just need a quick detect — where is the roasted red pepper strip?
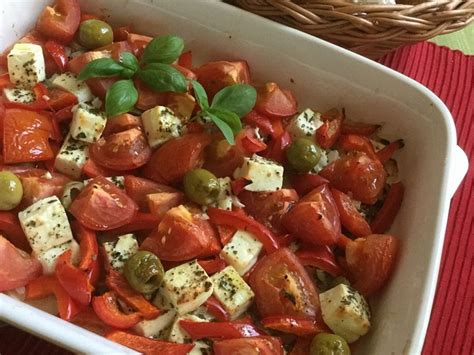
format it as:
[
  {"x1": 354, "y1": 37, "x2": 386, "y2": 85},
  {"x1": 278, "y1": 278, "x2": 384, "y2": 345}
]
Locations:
[
  {"x1": 0, "y1": 212, "x2": 31, "y2": 252},
  {"x1": 55, "y1": 250, "x2": 93, "y2": 306},
  {"x1": 204, "y1": 296, "x2": 230, "y2": 321},
  {"x1": 370, "y1": 182, "x2": 405, "y2": 233},
  {"x1": 376, "y1": 139, "x2": 405, "y2": 164},
  {"x1": 261, "y1": 315, "x2": 328, "y2": 336},
  {"x1": 230, "y1": 178, "x2": 248, "y2": 196},
  {"x1": 179, "y1": 320, "x2": 263, "y2": 340},
  {"x1": 106, "y1": 269, "x2": 161, "y2": 320},
  {"x1": 92, "y1": 291, "x2": 141, "y2": 329},
  {"x1": 238, "y1": 134, "x2": 267, "y2": 154},
  {"x1": 106, "y1": 330, "x2": 194, "y2": 355},
  {"x1": 54, "y1": 104, "x2": 75, "y2": 122},
  {"x1": 72, "y1": 221, "x2": 100, "y2": 285},
  {"x1": 198, "y1": 257, "x2": 227, "y2": 275},
  {"x1": 26, "y1": 275, "x2": 80, "y2": 321},
  {"x1": 295, "y1": 246, "x2": 342, "y2": 277},
  {"x1": 243, "y1": 110, "x2": 275, "y2": 136},
  {"x1": 291, "y1": 173, "x2": 329, "y2": 197},
  {"x1": 338, "y1": 134, "x2": 378, "y2": 160},
  {"x1": 207, "y1": 207, "x2": 280, "y2": 253},
  {"x1": 44, "y1": 40, "x2": 68, "y2": 72},
  {"x1": 262, "y1": 131, "x2": 291, "y2": 164},
  {"x1": 341, "y1": 120, "x2": 380, "y2": 136},
  {"x1": 316, "y1": 108, "x2": 343, "y2": 149},
  {"x1": 3, "y1": 83, "x2": 51, "y2": 111}
]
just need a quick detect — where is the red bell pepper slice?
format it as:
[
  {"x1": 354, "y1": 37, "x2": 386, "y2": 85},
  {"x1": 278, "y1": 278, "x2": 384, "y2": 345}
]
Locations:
[
  {"x1": 44, "y1": 40, "x2": 68, "y2": 72},
  {"x1": 204, "y1": 296, "x2": 230, "y2": 321},
  {"x1": 198, "y1": 257, "x2": 227, "y2": 275},
  {"x1": 106, "y1": 330, "x2": 194, "y2": 355},
  {"x1": 376, "y1": 139, "x2": 405, "y2": 164},
  {"x1": 237, "y1": 129, "x2": 268, "y2": 154},
  {"x1": 0, "y1": 212, "x2": 31, "y2": 252},
  {"x1": 370, "y1": 182, "x2": 404, "y2": 233},
  {"x1": 92, "y1": 291, "x2": 141, "y2": 329},
  {"x1": 47, "y1": 88, "x2": 78, "y2": 111},
  {"x1": 338, "y1": 134, "x2": 378, "y2": 160},
  {"x1": 291, "y1": 173, "x2": 329, "y2": 197},
  {"x1": 342, "y1": 120, "x2": 380, "y2": 136},
  {"x1": 262, "y1": 131, "x2": 291, "y2": 164},
  {"x1": 316, "y1": 108, "x2": 343, "y2": 149},
  {"x1": 72, "y1": 307, "x2": 110, "y2": 336},
  {"x1": 178, "y1": 50, "x2": 193, "y2": 70},
  {"x1": 106, "y1": 269, "x2": 161, "y2": 320},
  {"x1": 243, "y1": 110, "x2": 275, "y2": 136},
  {"x1": 295, "y1": 246, "x2": 342, "y2": 277},
  {"x1": 261, "y1": 316, "x2": 328, "y2": 336},
  {"x1": 3, "y1": 83, "x2": 51, "y2": 111},
  {"x1": 217, "y1": 225, "x2": 237, "y2": 245},
  {"x1": 54, "y1": 104, "x2": 75, "y2": 122},
  {"x1": 55, "y1": 250, "x2": 93, "y2": 306},
  {"x1": 179, "y1": 320, "x2": 263, "y2": 340},
  {"x1": 207, "y1": 207, "x2": 280, "y2": 254},
  {"x1": 72, "y1": 221, "x2": 100, "y2": 285},
  {"x1": 26, "y1": 275, "x2": 80, "y2": 321}
]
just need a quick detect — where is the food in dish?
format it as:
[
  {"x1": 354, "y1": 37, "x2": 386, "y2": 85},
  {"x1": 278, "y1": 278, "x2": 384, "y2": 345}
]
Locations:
[{"x1": 0, "y1": 0, "x2": 405, "y2": 353}]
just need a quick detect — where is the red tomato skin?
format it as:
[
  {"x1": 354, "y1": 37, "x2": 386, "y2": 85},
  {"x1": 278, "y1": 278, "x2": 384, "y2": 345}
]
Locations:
[
  {"x1": 203, "y1": 141, "x2": 245, "y2": 178},
  {"x1": 239, "y1": 189, "x2": 299, "y2": 234},
  {"x1": 124, "y1": 175, "x2": 178, "y2": 212},
  {"x1": 134, "y1": 78, "x2": 168, "y2": 111},
  {"x1": 282, "y1": 184, "x2": 341, "y2": 246},
  {"x1": 147, "y1": 192, "x2": 184, "y2": 219},
  {"x1": 36, "y1": 0, "x2": 81, "y2": 44},
  {"x1": 0, "y1": 236, "x2": 42, "y2": 291},
  {"x1": 331, "y1": 188, "x2": 372, "y2": 238},
  {"x1": 255, "y1": 82, "x2": 298, "y2": 118},
  {"x1": 141, "y1": 205, "x2": 220, "y2": 261},
  {"x1": 127, "y1": 33, "x2": 152, "y2": 57},
  {"x1": 214, "y1": 337, "x2": 284, "y2": 355},
  {"x1": 320, "y1": 151, "x2": 387, "y2": 205},
  {"x1": 249, "y1": 248, "x2": 322, "y2": 319},
  {"x1": 103, "y1": 113, "x2": 142, "y2": 137},
  {"x1": 143, "y1": 133, "x2": 212, "y2": 184},
  {"x1": 346, "y1": 234, "x2": 399, "y2": 296}
]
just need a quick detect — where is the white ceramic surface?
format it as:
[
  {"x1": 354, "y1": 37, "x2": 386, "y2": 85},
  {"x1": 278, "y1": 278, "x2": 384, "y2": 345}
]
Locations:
[{"x1": 0, "y1": 1, "x2": 468, "y2": 354}]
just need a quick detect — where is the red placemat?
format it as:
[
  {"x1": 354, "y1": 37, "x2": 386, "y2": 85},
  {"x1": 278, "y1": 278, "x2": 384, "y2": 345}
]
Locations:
[{"x1": 0, "y1": 41, "x2": 472, "y2": 355}]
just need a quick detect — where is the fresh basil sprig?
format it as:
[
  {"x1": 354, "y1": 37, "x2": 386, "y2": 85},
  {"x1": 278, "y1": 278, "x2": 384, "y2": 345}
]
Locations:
[
  {"x1": 191, "y1": 81, "x2": 256, "y2": 144},
  {"x1": 78, "y1": 35, "x2": 187, "y2": 117}
]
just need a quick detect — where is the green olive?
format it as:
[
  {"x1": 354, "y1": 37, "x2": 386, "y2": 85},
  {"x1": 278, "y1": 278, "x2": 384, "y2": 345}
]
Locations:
[
  {"x1": 78, "y1": 20, "x2": 113, "y2": 49},
  {"x1": 0, "y1": 171, "x2": 23, "y2": 211},
  {"x1": 310, "y1": 333, "x2": 351, "y2": 355},
  {"x1": 286, "y1": 138, "x2": 321, "y2": 172},
  {"x1": 124, "y1": 251, "x2": 165, "y2": 294},
  {"x1": 183, "y1": 168, "x2": 220, "y2": 205}
]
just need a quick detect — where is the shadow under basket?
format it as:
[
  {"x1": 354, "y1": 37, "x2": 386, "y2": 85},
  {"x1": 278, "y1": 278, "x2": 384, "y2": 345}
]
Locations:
[{"x1": 231, "y1": 0, "x2": 474, "y2": 59}]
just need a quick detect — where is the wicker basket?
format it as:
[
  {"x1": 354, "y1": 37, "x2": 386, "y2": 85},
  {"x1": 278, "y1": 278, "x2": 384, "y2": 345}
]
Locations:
[{"x1": 231, "y1": 0, "x2": 474, "y2": 58}]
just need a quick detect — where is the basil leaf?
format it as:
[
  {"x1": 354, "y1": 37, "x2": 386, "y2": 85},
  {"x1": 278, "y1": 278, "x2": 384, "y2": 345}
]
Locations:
[
  {"x1": 78, "y1": 58, "x2": 125, "y2": 81},
  {"x1": 137, "y1": 63, "x2": 187, "y2": 93},
  {"x1": 119, "y1": 52, "x2": 139, "y2": 72},
  {"x1": 205, "y1": 111, "x2": 235, "y2": 145},
  {"x1": 207, "y1": 108, "x2": 242, "y2": 133},
  {"x1": 105, "y1": 79, "x2": 138, "y2": 117},
  {"x1": 191, "y1": 80, "x2": 209, "y2": 110},
  {"x1": 141, "y1": 35, "x2": 184, "y2": 65},
  {"x1": 211, "y1": 84, "x2": 257, "y2": 118}
]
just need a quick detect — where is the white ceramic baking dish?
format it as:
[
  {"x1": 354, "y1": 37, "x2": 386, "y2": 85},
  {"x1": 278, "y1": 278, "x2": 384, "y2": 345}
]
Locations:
[{"x1": 0, "y1": 0, "x2": 468, "y2": 354}]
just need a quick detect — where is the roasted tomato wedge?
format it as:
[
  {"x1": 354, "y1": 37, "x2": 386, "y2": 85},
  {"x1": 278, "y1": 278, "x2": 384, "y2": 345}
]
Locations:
[
  {"x1": 249, "y1": 248, "x2": 322, "y2": 319},
  {"x1": 36, "y1": 0, "x2": 81, "y2": 44},
  {"x1": 124, "y1": 175, "x2": 178, "y2": 211},
  {"x1": 214, "y1": 337, "x2": 284, "y2": 355},
  {"x1": 331, "y1": 187, "x2": 371, "y2": 238},
  {"x1": 69, "y1": 176, "x2": 138, "y2": 231},
  {"x1": 103, "y1": 113, "x2": 142, "y2": 137},
  {"x1": 320, "y1": 151, "x2": 386, "y2": 205},
  {"x1": 255, "y1": 82, "x2": 298, "y2": 118},
  {"x1": 346, "y1": 234, "x2": 399, "y2": 296},
  {"x1": 203, "y1": 139, "x2": 245, "y2": 178},
  {"x1": 20, "y1": 172, "x2": 70, "y2": 206},
  {"x1": 282, "y1": 184, "x2": 341, "y2": 246},
  {"x1": 141, "y1": 205, "x2": 220, "y2": 261},
  {"x1": 90, "y1": 128, "x2": 151, "y2": 171}
]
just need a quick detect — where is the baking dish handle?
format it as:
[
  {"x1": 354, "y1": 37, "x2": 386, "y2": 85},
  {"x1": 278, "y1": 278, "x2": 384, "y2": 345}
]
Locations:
[{"x1": 447, "y1": 145, "x2": 469, "y2": 198}]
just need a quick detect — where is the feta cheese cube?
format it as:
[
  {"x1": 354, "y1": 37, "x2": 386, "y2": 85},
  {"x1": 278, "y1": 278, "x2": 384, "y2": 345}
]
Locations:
[
  {"x1": 133, "y1": 309, "x2": 177, "y2": 339},
  {"x1": 70, "y1": 103, "x2": 107, "y2": 143},
  {"x1": 214, "y1": 177, "x2": 233, "y2": 211},
  {"x1": 313, "y1": 149, "x2": 328, "y2": 173},
  {"x1": 234, "y1": 154, "x2": 283, "y2": 192},
  {"x1": 161, "y1": 260, "x2": 213, "y2": 315},
  {"x1": 54, "y1": 134, "x2": 89, "y2": 179},
  {"x1": 3, "y1": 88, "x2": 35, "y2": 104},
  {"x1": 141, "y1": 106, "x2": 183, "y2": 148},
  {"x1": 51, "y1": 72, "x2": 93, "y2": 103},
  {"x1": 84, "y1": 176, "x2": 125, "y2": 189},
  {"x1": 168, "y1": 314, "x2": 207, "y2": 343},
  {"x1": 287, "y1": 109, "x2": 323, "y2": 139},
  {"x1": 220, "y1": 230, "x2": 263, "y2": 276},
  {"x1": 103, "y1": 234, "x2": 138, "y2": 272},
  {"x1": 211, "y1": 266, "x2": 254, "y2": 320},
  {"x1": 319, "y1": 284, "x2": 371, "y2": 343},
  {"x1": 19, "y1": 196, "x2": 74, "y2": 256},
  {"x1": 60, "y1": 181, "x2": 85, "y2": 209},
  {"x1": 36, "y1": 239, "x2": 80, "y2": 275},
  {"x1": 7, "y1": 43, "x2": 45, "y2": 88}
]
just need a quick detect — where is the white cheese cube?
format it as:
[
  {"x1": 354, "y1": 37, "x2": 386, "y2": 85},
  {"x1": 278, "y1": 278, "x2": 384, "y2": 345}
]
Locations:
[
  {"x1": 133, "y1": 309, "x2": 176, "y2": 339},
  {"x1": 220, "y1": 230, "x2": 263, "y2": 276},
  {"x1": 84, "y1": 176, "x2": 125, "y2": 189},
  {"x1": 287, "y1": 108, "x2": 323, "y2": 139},
  {"x1": 7, "y1": 43, "x2": 45, "y2": 88},
  {"x1": 313, "y1": 149, "x2": 328, "y2": 173},
  {"x1": 60, "y1": 181, "x2": 85, "y2": 209},
  {"x1": 214, "y1": 177, "x2": 233, "y2": 211},
  {"x1": 19, "y1": 196, "x2": 74, "y2": 256},
  {"x1": 51, "y1": 72, "x2": 93, "y2": 103},
  {"x1": 103, "y1": 234, "x2": 138, "y2": 272},
  {"x1": 211, "y1": 266, "x2": 254, "y2": 320},
  {"x1": 168, "y1": 314, "x2": 207, "y2": 343},
  {"x1": 141, "y1": 106, "x2": 183, "y2": 148},
  {"x1": 319, "y1": 284, "x2": 371, "y2": 343},
  {"x1": 54, "y1": 134, "x2": 89, "y2": 179},
  {"x1": 70, "y1": 103, "x2": 107, "y2": 143},
  {"x1": 3, "y1": 88, "x2": 35, "y2": 104},
  {"x1": 234, "y1": 154, "x2": 283, "y2": 192},
  {"x1": 161, "y1": 260, "x2": 213, "y2": 315},
  {"x1": 36, "y1": 239, "x2": 80, "y2": 275}
]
